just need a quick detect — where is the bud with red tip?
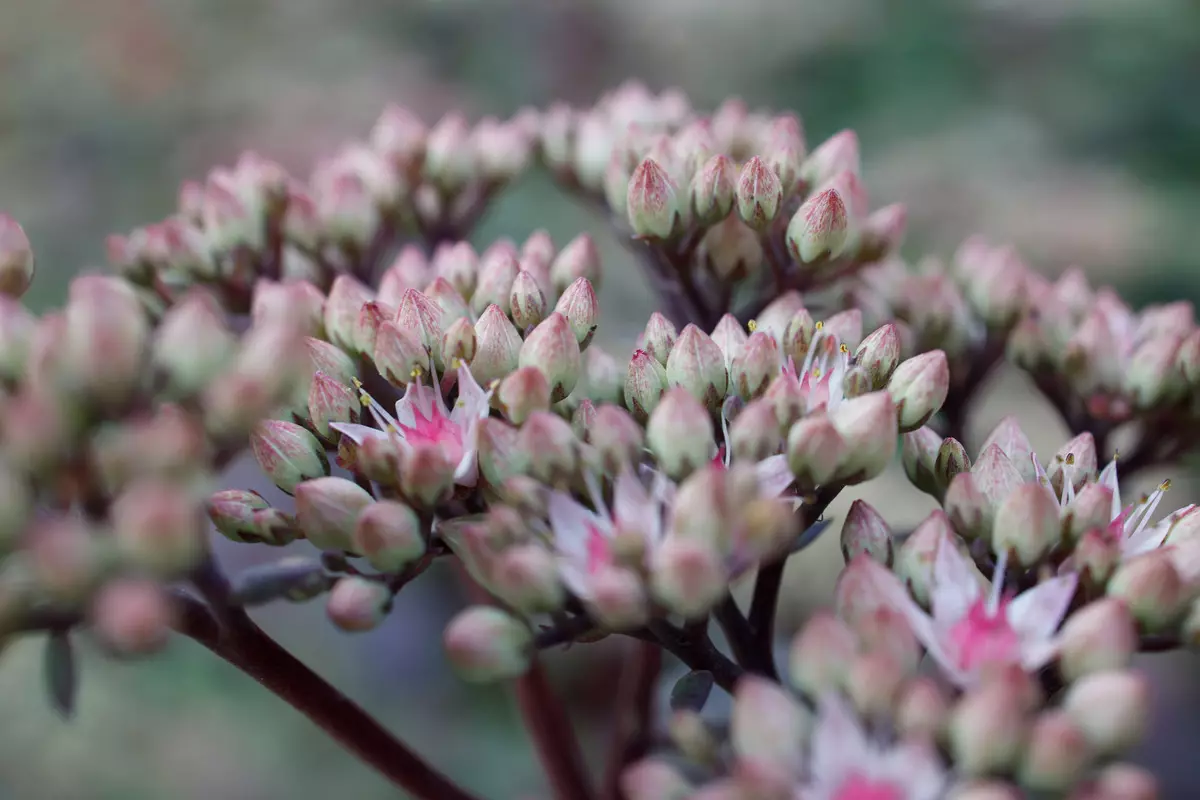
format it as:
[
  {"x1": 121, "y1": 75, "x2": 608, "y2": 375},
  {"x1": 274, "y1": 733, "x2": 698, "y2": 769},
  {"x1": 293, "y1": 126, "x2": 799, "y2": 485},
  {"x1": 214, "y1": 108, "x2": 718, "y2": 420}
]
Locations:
[
  {"x1": 1107, "y1": 550, "x2": 1186, "y2": 632},
  {"x1": 887, "y1": 350, "x2": 949, "y2": 433},
  {"x1": 690, "y1": 154, "x2": 736, "y2": 224},
  {"x1": 665, "y1": 324, "x2": 728, "y2": 411},
  {"x1": 1017, "y1": 711, "x2": 1091, "y2": 792},
  {"x1": 444, "y1": 606, "x2": 533, "y2": 682},
  {"x1": 112, "y1": 480, "x2": 207, "y2": 576},
  {"x1": 991, "y1": 482, "x2": 1060, "y2": 567},
  {"x1": 803, "y1": 130, "x2": 860, "y2": 186},
  {"x1": 627, "y1": 158, "x2": 681, "y2": 239},
  {"x1": 841, "y1": 500, "x2": 893, "y2": 566},
  {"x1": 942, "y1": 471, "x2": 987, "y2": 545},
  {"x1": 498, "y1": 366, "x2": 551, "y2": 425},
  {"x1": 395, "y1": 288, "x2": 445, "y2": 367},
  {"x1": 736, "y1": 156, "x2": 783, "y2": 230},
  {"x1": 519, "y1": 313, "x2": 581, "y2": 402},
  {"x1": 730, "y1": 331, "x2": 782, "y2": 401},
  {"x1": 251, "y1": 419, "x2": 330, "y2": 494},
  {"x1": 787, "y1": 188, "x2": 849, "y2": 263},
  {"x1": 518, "y1": 411, "x2": 578, "y2": 485},
  {"x1": 294, "y1": 477, "x2": 374, "y2": 552},
  {"x1": 400, "y1": 443, "x2": 457, "y2": 509},
  {"x1": 423, "y1": 278, "x2": 470, "y2": 326},
  {"x1": 554, "y1": 277, "x2": 599, "y2": 349},
  {"x1": 352, "y1": 500, "x2": 425, "y2": 573},
  {"x1": 308, "y1": 370, "x2": 359, "y2": 438},
  {"x1": 647, "y1": 388, "x2": 715, "y2": 480},
  {"x1": 207, "y1": 489, "x2": 271, "y2": 543},
  {"x1": 152, "y1": 292, "x2": 237, "y2": 398},
  {"x1": 324, "y1": 275, "x2": 373, "y2": 354},
  {"x1": 472, "y1": 248, "x2": 520, "y2": 318},
  {"x1": 626, "y1": 348, "x2": 668, "y2": 421},
  {"x1": 855, "y1": 324, "x2": 901, "y2": 389},
  {"x1": 371, "y1": 321, "x2": 426, "y2": 388},
  {"x1": 472, "y1": 304, "x2": 522, "y2": 387},
  {"x1": 935, "y1": 438, "x2": 971, "y2": 494}
]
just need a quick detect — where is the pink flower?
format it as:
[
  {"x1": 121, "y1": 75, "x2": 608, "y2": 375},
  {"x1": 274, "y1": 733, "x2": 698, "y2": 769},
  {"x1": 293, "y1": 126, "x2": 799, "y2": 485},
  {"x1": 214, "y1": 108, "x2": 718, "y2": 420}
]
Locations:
[
  {"x1": 711, "y1": 396, "x2": 796, "y2": 502},
  {"x1": 782, "y1": 327, "x2": 849, "y2": 415},
  {"x1": 798, "y1": 693, "x2": 945, "y2": 800},
  {"x1": 1096, "y1": 457, "x2": 1193, "y2": 556},
  {"x1": 331, "y1": 364, "x2": 492, "y2": 486},
  {"x1": 863, "y1": 534, "x2": 1077, "y2": 687},
  {"x1": 548, "y1": 470, "x2": 670, "y2": 599}
]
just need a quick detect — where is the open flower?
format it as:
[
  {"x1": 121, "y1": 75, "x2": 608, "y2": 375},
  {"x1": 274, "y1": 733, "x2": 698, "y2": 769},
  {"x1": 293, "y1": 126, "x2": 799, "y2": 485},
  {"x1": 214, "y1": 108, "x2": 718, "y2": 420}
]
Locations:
[
  {"x1": 1096, "y1": 457, "x2": 1195, "y2": 556},
  {"x1": 331, "y1": 364, "x2": 492, "y2": 486},
  {"x1": 799, "y1": 693, "x2": 946, "y2": 800},
  {"x1": 865, "y1": 534, "x2": 1077, "y2": 687},
  {"x1": 786, "y1": 326, "x2": 850, "y2": 415},
  {"x1": 548, "y1": 470, "x2": 669, "y2": 599}
]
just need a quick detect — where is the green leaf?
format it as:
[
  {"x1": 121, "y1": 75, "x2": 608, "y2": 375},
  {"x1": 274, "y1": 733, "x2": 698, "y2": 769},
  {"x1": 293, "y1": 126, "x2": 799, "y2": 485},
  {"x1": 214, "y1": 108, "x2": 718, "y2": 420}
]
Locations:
[
  {"x1": 44, "y1": 631, "x2": 77, "y2": 720},
  {"x1": 670, "y1": 670, "x2": 714, "y2": 713}
]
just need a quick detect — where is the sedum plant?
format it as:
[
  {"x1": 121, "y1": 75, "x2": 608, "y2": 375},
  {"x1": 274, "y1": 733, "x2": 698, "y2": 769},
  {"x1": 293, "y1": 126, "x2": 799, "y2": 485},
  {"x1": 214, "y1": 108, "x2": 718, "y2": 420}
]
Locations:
[{"x1": 1, "y1": 82, "x2": 1198, "y2": 799}]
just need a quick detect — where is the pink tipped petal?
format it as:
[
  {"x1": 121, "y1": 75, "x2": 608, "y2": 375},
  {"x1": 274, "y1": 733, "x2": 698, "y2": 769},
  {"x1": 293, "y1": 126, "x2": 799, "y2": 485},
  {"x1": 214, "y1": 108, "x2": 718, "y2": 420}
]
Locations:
[
  {"x1": 754, "y1": 454, "x2": 794, "y2": 499},
  {"x1": 930, "y1": 534, "x2": 982, "y2": 624},
  {"x1": 548, "y1": 491, "x2": 604, "y2": 564},
  {"x1": 329, "y1": 422, "x2": 390, "y2": 446},
  {"x1": 1007, "y1": 573, "x2": 1079, "y2": 643}
]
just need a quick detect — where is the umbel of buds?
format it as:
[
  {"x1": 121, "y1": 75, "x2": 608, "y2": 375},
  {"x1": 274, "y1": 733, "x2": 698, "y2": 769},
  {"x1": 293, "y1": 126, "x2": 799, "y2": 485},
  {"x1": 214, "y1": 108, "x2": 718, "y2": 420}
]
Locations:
[{"x1": 3, "y1": 84, "x2": 1197, "y2": 800}]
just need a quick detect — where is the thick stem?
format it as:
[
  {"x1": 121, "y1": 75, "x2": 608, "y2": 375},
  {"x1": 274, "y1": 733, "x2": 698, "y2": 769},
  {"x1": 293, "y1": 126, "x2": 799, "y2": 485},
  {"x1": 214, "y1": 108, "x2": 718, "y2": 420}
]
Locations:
[
  {"x1": 515, "y1": 659, "x2": 597, "y2": 800},
  {"x1": 712, "y1": 596, "x2": 756, "y2": 670},
  {"x1": 602, "y1": 641, "x2": 663, "y2": 800},
  {"x1": 645, "y1": 621, "x2": 743, "y2": 693}
]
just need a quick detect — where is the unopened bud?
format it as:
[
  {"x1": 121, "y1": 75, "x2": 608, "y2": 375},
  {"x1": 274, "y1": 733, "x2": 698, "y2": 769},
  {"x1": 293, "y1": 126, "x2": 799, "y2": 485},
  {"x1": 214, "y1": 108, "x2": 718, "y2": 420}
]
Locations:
[
  {"x1": 553, "y1": 277, "x2": 599, "y2": 349},
  {"x1": 251, "y1": 419, "x2": 329, "y2": 494},
  {"x1": 690, "y1": 154, "x2": 737, "y2": 224},
  {"x1": 625, "y1": 348, "x2": 668, "y2": 421},
  {"x1": 519, "y1": 313, "x2": 581, "y2": 402},
  {"x1": 895, "y1": 512, "x2": 964, "y2": 608},
  {"x1": 327, "y1": 577, "x2": 390, "y2": 632},
  {"x1": 978, "y1": 416, "x2": 1037, "y2": 483},
  {"x1": 151, "y1": 293, "x2": 237, "y2": 399},
  {"x1": 294, "y1": 477, "x2": 373, "y2": 552},
  {"x1": 498, "y1": 366, "x2": 551, "y2": 425},
  {"x1": 508, "y1": 270, "x2": 547, "y2": 330},
  {"x1": 1063, "y1": 482, "x2": 1114, "y2": 542},
  {"x1": 787, "y1": 188, "x2": 849, "y2": 263},
  {"x1": 896, "y1": 677, "x2": 950, "y2": 741},
  {"x1": 492, "y1": 543, "x2": 566, "y2": 615},
  {"x1": 935, "y1": 437, "x2": 971, "y2": 494},
  {"x1": 841, "y1": 366, "x2": 872, "y2": 400},
  {"x1": 444, "y1": 606, "x2": 532, "y2": 682},
  {"x1": 551, "y1": 233, "x2": 602, "y2": 295},
  {"x1": 519, "y1": 411, "x2": 578, "y2": 485},
  {"x1": 473, "y1": 249, "x2": 520, "y2": 317},
  {"x1": 586, "y1": 565, "x2": 648, "y2": 629},
  {"x1": 700, "y1": 216, "x2": 764, "y2": 283},
  {"x1": 423, "y1": 112, "x2": 475, "y2": 189},
  {"x1": 253, "y1": 279, "x2": 325, "y2": 338},
  {"x1": 854, "y1": 324, "x2": 901, "y2": 389},
  {"x1": 862, "y1": 203, "x2": 908, "y2": 259},
  {"x1": 728, "y1": 400, "x2": 780, "y2": 463},
  {"x1": 1107, "y1": 550, "x2": 1185, "y2": 632},
  {"x1": 846, "y1": 651, "x2": 906, "y2": 720},
  {"x1": 423, "y1": 277, "x2": 471, "y2": 326},
  {"x1": 91, "y1": 579, "x2": 176, "y2": 656},
  {"x1": 437, "y1": 318, "x2": 476, "y2": 368},
  {"x1": 650, "y1": 536, "x2": 726, "y2": 618},
  {"x1": 641, "y1": 312, "x2": 677, "y2": 366},
  {"x1": 781, "y1": 308, "x2": 817, "y2": 366},
  {"x1": 1063, "y1": 669, "x2": 1149, "y2": 756},
  {"x1": 1075, "y1": 529, "x2": 1121, "y2": 588},
  {"x1": 1125, "y1": 334, "x2": 1185, "y2": 409},
  {"x1": 841, "y1": 499, "x2": 893, "y2": 566},
  {"x1": 665, "y1": 324, "x2": 728, "y2": 411},
  {"x1": 0, "y1": 214, "x2": 34, "y2": 298},
  {"x1": 731, "y1": 676, "x2": 808, "y2": 780},
  {"x1": 970, "y1": 445, "x2": 1025, "y2": 534},
  {"x1": 991, "y1": 482, "x2": 1061, "y2": 567},
  {"x1": 803, "y1": 130, "x2": 860, "y2": 185},
  {"x1": 1018, "y1": 711, "x2": 1091, "y2": 792},
  {"x1": 306, "y1": 337, "x2": 358, "y2": 387},
  {"x1": 353, "y1": 500, "x2": 425, "y2": 573},
  {"x1": 323, "y1": 275, "x2": 374, "y2": 354},
  {"x1": 647, "y1": 388, "x2": 715, "y2": 480},
  {"x1": 395, "y1": 288, "x2": 445, "y2": 368},
  {"x1": 888, "y1": 350, "x2": 949, "y2": 433},
  {"x1": 579, "y1": 346, "x2": 624, "y2": 406},
  {"x1": 207, "y1": 489, "x2": 271, "y2": 543},
  {"x1": 902, "y1": 426, "x2": 945, "y2": 499},
  {"x1": 736, "y1": 156, "x2": 783, "y2": 230},
  {"x1": 786, "y1": 413, "x2": 846, "y2": 489},
  {"x1": 112, "y1": 480, "x2": 206, "y2": 576},
  {"x1": 730, "y1": 332, "x2": 781, "y2": 401},
  {"x1": 60, "y1": 275, "x2": 149, "y2": 407},
  {"x1": 0, "y1": 296, "x2": 34, "y2": 383},
  {"x1": 711, "y1": 314, "x2": 749, "y2": 370},
  {"x1": 787, "y1": 611, "x2": 857, "y2": 696},
  {"x1": 627, "y1": 158, "x2": 681, "y2": 239},
  {"x1": 1093, "y1": 764, "x2": 1158, "y2": 800},
  {"x1": 949, "y1": 682, "x2": 1029, "y2": 777},
  {"x1": 829, "y1": 391, "x2": 898, "y2": 484},
  {"x1": 590, "y1": 404, "x2": 645, "y2": 473},
  {"x1": 1059, "y1": 597, "x2": 1137, "y2": 684},
  {"x1": 400, "y1": 443, "x2": 456, "y2": 508},
  {"x1": 308, "y1": 370, "x2": 359, "y2": 438},
  {"x1": 372, "y1": 322, "x2": 426, "y2": 388},
  {"x1": 472, "y1": 304, "x2": 522, "y2": 387}
]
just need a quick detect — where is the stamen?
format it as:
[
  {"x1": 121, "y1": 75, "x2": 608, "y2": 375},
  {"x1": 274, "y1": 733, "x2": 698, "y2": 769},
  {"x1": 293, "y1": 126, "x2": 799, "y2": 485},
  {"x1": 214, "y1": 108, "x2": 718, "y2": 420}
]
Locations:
[
  {"x1": 815, "y1": 320, "x2": 824, "y2": 330},
  {"x1": 988, "y1": 550, "x2": 1009, "y2": 616},
  {"x1": 1128, "y1": 480, "x2": 1171, "y2": 538},
  {"x1": 354, "y1": 383, "x2": 399, "y2": 431},
  {"x1": 719, "y1": 402, "x2": 733, "y2": 468},
  {"x1": 584, "y1": 471, "x2": 611, "y2": 521},
  {"x1": 1061, "y1": 453, "x2": 1077, "y2": 505},
  {"x1": 747, "y1": 319, "x2": 758, "y2": 333}
]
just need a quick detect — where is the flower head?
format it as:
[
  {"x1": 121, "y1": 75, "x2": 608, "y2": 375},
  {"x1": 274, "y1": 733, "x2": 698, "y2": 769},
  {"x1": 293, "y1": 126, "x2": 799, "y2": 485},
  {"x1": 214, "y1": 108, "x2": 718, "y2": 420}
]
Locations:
[
  {"x1": 331, "y1": 363, "x2": 492, "y2": 487},
  {"x1": 799, "y1": 693, "x2": 945, "y2": 800},
  {"x1": 1095, "y1": 456, "x2": 1193, "y2": 556},
  {"x1": 782, "y1": 324, "x2": 850, "y2": 415}
]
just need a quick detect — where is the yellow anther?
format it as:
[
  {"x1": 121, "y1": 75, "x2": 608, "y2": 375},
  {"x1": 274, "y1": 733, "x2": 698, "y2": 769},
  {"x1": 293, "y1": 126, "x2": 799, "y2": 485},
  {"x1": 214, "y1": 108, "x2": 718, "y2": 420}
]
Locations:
[
  {"x1": 839, "y1": 344, "x2": 849, "y2": 354},
  {"x1": 410, "y1": 366, "x2": 424, "y2": 378},
  {"x1": 812, "y1": 368, "x2": 822, "y2": 379},
  {"x1": 451, "y1": 357, "x2": 462, "y2": 369},
  {"x1": 386, "y1": 423, "x2": 398, "y2": 434},
  {"x1": 351, "y1": 377, "x2": 364, "y2": 389},
  {"x1": 1065, "y1": 453, "x2": 1075, "y2": 466},
  {"x1": 1113, "y1": 449, "x2": 1121, "y2": 461},
  {"x1": 815, "y1": 320, "x2": 824, "y2": 330},
  {"x1": 1160, "y1": 479, "x2": 1172, "y2": 492},
  {"x1": 747, "y1": 319, "x2": 758, "y2": 332},
  {"x1": 358, "y1": 393, "x2": 372, "y2": 406}
]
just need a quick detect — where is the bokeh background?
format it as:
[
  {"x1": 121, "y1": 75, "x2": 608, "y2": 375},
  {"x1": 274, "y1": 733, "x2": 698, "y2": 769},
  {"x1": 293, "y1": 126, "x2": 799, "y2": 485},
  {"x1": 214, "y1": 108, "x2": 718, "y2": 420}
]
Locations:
[{"x1": 2, "y1": 0, "x2": 1200, "y2": 797}]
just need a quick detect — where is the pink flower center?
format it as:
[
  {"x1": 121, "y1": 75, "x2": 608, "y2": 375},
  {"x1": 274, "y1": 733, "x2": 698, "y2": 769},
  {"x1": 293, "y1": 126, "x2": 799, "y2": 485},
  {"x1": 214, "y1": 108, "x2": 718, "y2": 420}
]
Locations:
[
  {"x1": 833, "y1": 774, "x2": 903, "y2": 800},
  {"x1": 585, "y1": 523, "x2": 612, "y2": 575},
  {"x1": 396, "y1": 385, "x2": 465, "y2": 466},
  {"x1": 800, "y1": 368, "x2": 832, "y2": 411},
  {"x1": 712, "y1": 445, "x2": 727, "y2": 470},
  {"x1": 948, "y1": 597, "x2": 1020, "y2": 671}
]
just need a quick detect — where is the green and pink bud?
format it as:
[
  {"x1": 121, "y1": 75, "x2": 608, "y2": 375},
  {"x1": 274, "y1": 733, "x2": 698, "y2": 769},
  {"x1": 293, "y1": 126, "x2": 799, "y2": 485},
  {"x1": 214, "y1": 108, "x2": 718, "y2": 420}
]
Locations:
[
  {"x1": 786, "y1": 413, "x2": 846, "y2": 489},
  {"x1": 519, "y1": 313, "x2": 582, "y2": 402},
  {"x1": 307, "y1": 370, "x2": 359, "y2": 438},
  {"x1": 690, "y1": 154, "x2": 736, "y2": 225},
  {"x1": 1058, "y1": 598, "x2": 1137, "y2": 682},
  {"x1": 550, "y1": 233, "x2": 602, "y2": 295},
  {"x1": 665, "y1": 324, "x2": 728, "y2": 411},
  {"x1": 641, "y1": 312, "x2": 678, "y2": 366},
  {"x1": 649, "y1": 535, "x2": 726, "y2": 619},
  {"x1": 736, "y1": 156, "x2": 783, "y2": 230},
  {"x1": 627, "y1": 158, "x2": 681, "y2": 240},
  {"x1": 509, "y1": 270, "x2": 547, "y2": 330},
  {"x1": 250, "y1": 419, "x2": 330, "y2": 494},
  {"x1": 324, "y1": 275, "x2": 375, "y2": 354},
  {"x1": 786, "y1": 188, "x2": 849, "y2": 264},
  {"x1": 590, "y1": 404, "x2": 645, "y2": 473},
  {"x1": 0, "y1": 214, "x2": 35, "y2": 299},
  {"x1": 111, "y1": 480, "x2": 207, "y2": 576},
  {"x1": 730, "y1": 331, "x2": 782, "y2": 401},
  {"x1": 553, "y1": 277, "x2": 599, "y2": 349},
  {"x1": 829, "y1": 391, "x2": 898, "y2": 484},
  {"x1": 327, "y1": 577, "x2": 391, "y2": 633},
  {"x1": 854, "y1": 323, "x2": 901, "y2": 389},
  {"x1": 887, "y1": 350, "x2": 950, "y2": 433},
  {"x1": 444, "y1": 606, "x2": 533, "y2": 682},
  {"x1": 472, "y1": 304, "x2": 523, "y2": 387},
  {"x1": 647, "y1": 388, "x2": 715, "y2": 480},
  {"x1": 625, "y1": 348, "x2": 668, "y2": 421},
  {"x1": 841, "y1": 499, "x2": 893, "y2": 566},
  {"x1": 294, "y1": 476, "x2": 374, "y2": 552},
  {"x1": 472, "y1": 248, "x2": 521, "y2": 317},
  {"x1": 1063, "y1": 669, "x2": 1149, "y2": 756},
  {"x1": 441, "y1": 317, "x2": 477, "y2": 367}
]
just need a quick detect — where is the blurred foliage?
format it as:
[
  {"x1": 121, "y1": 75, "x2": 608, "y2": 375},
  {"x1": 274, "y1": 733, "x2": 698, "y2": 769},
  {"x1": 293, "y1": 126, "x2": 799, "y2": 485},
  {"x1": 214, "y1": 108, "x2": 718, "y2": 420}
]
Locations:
[{"x1": 1, "y1": 0, "x2": 1199, "y2": 797}]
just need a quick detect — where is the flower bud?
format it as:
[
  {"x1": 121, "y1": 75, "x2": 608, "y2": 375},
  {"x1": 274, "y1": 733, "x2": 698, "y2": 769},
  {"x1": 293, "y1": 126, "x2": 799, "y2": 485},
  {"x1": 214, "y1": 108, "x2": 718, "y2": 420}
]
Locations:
[
  {"x1": 786, "y1": 611, "x2": 857, "y2": 696},
  {"x1": 846, "y1": 651, "x2": 906, "y2": 720},
  {"x1": 440, "y1": 317, "x2": 477, "y2": 368},
  {"x1": 472, "y1": 304, "x2": 523, "y2": 387},
  {"x1": 91, "y1": 579, "x2": 175, "y2": 656},
  {"x1": 641, "y1": 312, "x2": 678, "y2": 366},
  {"x1": 949, "y1": 683, "x2": 1029, "y2": 777},
  {"x1": 1093, "y1": 764, "x2": 1158, "y2": 800},
  {"x1": 803, "y1": 129, "x2": 860, "y2": 185},
  {"x1": 112, "y1": 480, "x2": 206, "y2": 576},
  {"x1": 590, "y1": 404, "x2": 645, "y2": 473},
  {"x1": 59, "y1": 275, "x2": 149, "y2": 407},
  {"x1": 253, "y1": 279, "x2": 325, "y2": 338},
  {"x1": 206, "y1": 489, "x2": 272, "y2": 543},
  {"x1": 323, "y1": 275, "x2": 373, "y2": 354},
  {"x1": 250, "y1": 419, "x2": 329, "y2": 495},
  {"x1": 647, "y1": 388, "x2": 716, "y2": 480},
  {"x1": 553, "y1": 277, "x2": 599, "y2": 349},
  {"x1": 854, "y1": 324, "x2": 901, "y2": 389},
  {"x1": 934, "y1": 437, "x2": 971, "y2": 494},
  {"x1": 508, "y1": 270, "x2": 547, "y2": 330},
  {"x1": 1058, "y1": 597, "x2": 1137, "y2": 684},
  {"x1": 730, "y1": 332, "x2": 781, "y2": 401},
  {"x1": 627, "y1": 158, "x2": 681, "y2": 239},
  {"x1": 580, "y1": 346, "x2": 624, "y2": 406},
  {"x1": 428, "y1": 242, "x2": 476, "y2": 301},
  {"x1": 520, "y1": 230, "x2": 555, "y2": 272},
  {"x1": 1125, "y1": 334, "x2": 1185, "y2": 409},
  {"x1": 519, "y1": 313, "x2": 581, "y2": 403},
  {"x1": 841, "y1": 500, "x2": 893, "y2": 566},
  {"x1": 621, "y1": 759, "x2": 693, "y2": 800},
  {"x1": 498, "y1": 366, "x2": 551, "y2": 425},
  {"x1": 757, "y1": 291, "x2": 807, "y2": 345},
  {"x1": 978, "y1": 416, "x2": 1037, "y2": 482},
  {"x1": 372, "y1": 321, "x2": 428, "y2": 388},
  {"x1": 423, "y1": 112, "x2": 475, "y2": 189},
  {"x1": 1063, "y1": 482, "x2": 1113, "y2": 542},
  {"x1": 353, "y1": 500, "x2": 425, "y2": 573},
  {"x1": 308, "y1": 370, "x2": 359, "y2": 438},
  {"x1": 1074, "y1": 529, "x2": 1120, "y2": 589},
  {"x1": 625, "y1": 348, "x2": 668, "y2": 421},
  {"x1": 970, "y1": 445, "x2": 1025, "y2": 534},
  {"x1": 991, "y1": 482, "x2": 1061, "y2": 567},
  {"x1": 395, "y1": 288, "x2": 445, "y2": 368},
  {"x1": 305, "y1": 337, "x2": 358, "y2": 389},
  {"x1": 519, "y1": 411, "x2": 578, "y2": 486},
  {"x1": 829, "y1": 391, "x2": 898, "y2": 483},
  {"x1": 896, "y1": 511, "x2": 964, "y2": 608},
  {"x1": 1063, "y1": 669, "x2": 1149, "y2": 755},
  {"x1": 327, "y1": 577, "x2": 391, "y2": 632},
  {"x1": 736, "y1": 156, "x2": 783, "y2": 229},
  {"x1": 473, "y1": 249, "x2": 520, "y2": 318},
  {"x1": 586, "y1": 565, "x2": 648, "y2": 630},
  {"x1": 0, "y1": 214, "x2": 35, "y2": 298},
  {"x1": 895, "y1": 677, "x2": 950, "y2": 741},
  {"x1": 786, "y1": 188, "x2": 849, "y2": 263},
  {"x1": 861, "y1": 203, "x2": 908, "y2": 259},
  {"x1": 902, "y1": 427, "x2": 943, "y2": 499},
  {"x1": 852, "y1": 606, "x2": 921, "y2": 676},
  {"x1": 151, "y1": 293, "x2": 236, "y2": 398},
  {"x1": 665, "y1": 324, "x2": 728, "y2": 411},
  {"x1": 294, "y1": 477, "x2": 373, "y2": 552},
  {"x1": 492, "y1": 544, "x2": 566, "y2": 615},
  {"x1": 731, "y1": 676, "x2": 809, "y2": 780},
  {"x1": 551, "y1": 233, "x2": 602, "y2": 295},
  {"x1": 690, "y1": 154, "x2": 736, "y2": 224},
  {"x1": 1107, "y1": 550, "x2": 1185, "y2": 632},
  {"x1": 400, "y1": 443, "x2": 456, "y2": 508},
  {"x1": 650, "y1": 536, "x2": 726, "y2": 618},
  {"x1": 1018, "y1": 711, "x2": 1091, "y2": 792},
  {"x1": 423, "y1": 277, "x2": 471, "y2": 326},
  {"x1": 786, "y1": 413, "x2": 846, "y2": 489},
  {"x1": 729, "y1": 399, "x2": 781, "y2": 463},
  {"x1": 444, "y1": 606, "x2": 533, "y2": 682},
  {"x1": 887, "y1": 350, "x2": 949, "y2": 433}
]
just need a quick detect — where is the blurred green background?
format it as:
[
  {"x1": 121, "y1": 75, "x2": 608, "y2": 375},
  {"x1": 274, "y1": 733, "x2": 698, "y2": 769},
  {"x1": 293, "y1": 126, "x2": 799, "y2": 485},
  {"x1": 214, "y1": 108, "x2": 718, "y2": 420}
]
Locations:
[{"x1": 2, "y1": 0, "x2": 1199, "y2": 797}]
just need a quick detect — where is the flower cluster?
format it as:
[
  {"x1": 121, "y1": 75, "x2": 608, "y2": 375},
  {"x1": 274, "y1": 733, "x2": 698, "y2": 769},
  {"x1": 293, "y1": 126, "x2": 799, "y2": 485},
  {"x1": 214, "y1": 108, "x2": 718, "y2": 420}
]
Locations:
[{"x1": 0, "y1": 82, "x2": 1194, "y2": 799}]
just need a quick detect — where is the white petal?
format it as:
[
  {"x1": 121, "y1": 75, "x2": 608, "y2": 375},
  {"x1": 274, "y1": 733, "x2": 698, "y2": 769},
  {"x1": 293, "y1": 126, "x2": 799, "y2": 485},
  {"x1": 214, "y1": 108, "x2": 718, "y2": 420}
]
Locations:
[
  {"x1": 450, "y1": 364, "x2": 492, "y2": 427},
  {"x1": 613, "y1": 469, "x2": 656, "y2": 541},
  {"x1": 1030, "y1": 451, "x2": 1058, "y2": 505},
  {"x1": 1019, "y1": 636, "x2": 1063, "y2": 673},
  {"x1": 556, "y1": 558, "x2": 592, "y2": 600},
  {"x1": 930, "y1": 533, "x2": 981, "y2": 626},
  {"x1": 1098, "y1": 457, "x2": 1121, "y2": 520},
  {"x1": 329, "y1": 422, "x2": 389, "y2": 446},
  {"x1": 548, "y1": 491, "x2": 604, "y2": 562},
  {"x1": 808, "y1": 693, "x2": 871, "y2": 789},
  {"x1": 1008, "y1": 573, "x2": 1078, "y2": 643},
  {"x1": 875, "y1": 741, "x2": 947, "y2": 800},
  {"x1": 754, "y1": 454, "x2": 794, "y2": 499},
  {"x1": 453, "y1": 450, "x2": 479, "y2": 487},
  {"x1": 393, "y1": 381, "x2": 427, "y2": 428}
]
